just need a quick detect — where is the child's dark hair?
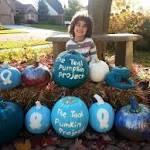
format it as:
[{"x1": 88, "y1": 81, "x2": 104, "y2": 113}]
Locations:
[{"x1": 69, "y1": 12, "x2": 93, "y2": 38}]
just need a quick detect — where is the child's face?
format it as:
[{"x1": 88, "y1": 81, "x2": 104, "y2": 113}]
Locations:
[{"x1": 74, "y1": 20, "x2": 87, "y2": 40}]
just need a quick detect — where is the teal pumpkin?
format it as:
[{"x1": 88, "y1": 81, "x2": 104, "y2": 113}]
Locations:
[
  {"x1": 25, "y1": 101, "x2": 51, "y2": 134},
  {"x1": 51, "y1": 96, "x2": 89, "y2": 138},
  {"x1": 52, "y1": 50, "x2": 89, "y2": 88},
  {"x1": 115, "y1": 96, "x2": 150, "y2": 141},
  {"x1": 89, "y1": 94, "x2": 114, "y2": 133},
  {"x1": 0, "y1": 99, "x2": 24, "y2": 144},
  {"x1": 0, "y1": 63, "x2": 21, "y2": 90}
]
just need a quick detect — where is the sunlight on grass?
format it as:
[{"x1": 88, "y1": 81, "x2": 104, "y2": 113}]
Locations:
[
  {"x1": 0, "y1": 29, "x2": 27, "y2": 34},
  {"x1": 29, "y1": 24, "x2": 67, "y2": 32},
  {"x1": 0, "y1": 40, "x2": 50, "y2": 49},
  {"x1": 134, "y1": 50, "x2": 150, "y2": 67},
  {"x1": 0, "y1": 38, "x2": 52, "y2": 63},
  {"x1": 106, "y1": 49, "x2": 150, "y2": 67}
]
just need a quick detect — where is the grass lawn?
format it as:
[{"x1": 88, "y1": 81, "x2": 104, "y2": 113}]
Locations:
[
  {"x1": 134, "y1": 50, "x2": 150, "y2": 67},
  {"x1": 0, "y1": 40, "x2": 49, "y2": 49},
  {"x1": 107, "y1": 49, "x2": 150, "y2": 67},
  {"x1": 0, "y1": 29, "x2": 27, "y2": 34},
  {"x1": 29, "y1": 24, "x2": 67, "y2": 32}
]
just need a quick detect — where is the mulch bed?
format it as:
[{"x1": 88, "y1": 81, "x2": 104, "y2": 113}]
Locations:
[{"x1": 0, "y1": 125, "x2": 150, "y2": 150}]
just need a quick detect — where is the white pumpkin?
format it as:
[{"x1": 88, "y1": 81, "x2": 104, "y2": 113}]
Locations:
[{"x1": 89, "y1": 60, "x2": 109, "y2": 82}]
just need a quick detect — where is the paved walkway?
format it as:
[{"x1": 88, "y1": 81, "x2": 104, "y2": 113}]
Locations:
[{"x1": 0, "y1": 25, "x2": 65, "y2": 41}]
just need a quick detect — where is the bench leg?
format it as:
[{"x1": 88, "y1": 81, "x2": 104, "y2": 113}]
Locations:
[
  {"x1": 53, "y1": 42, "x2": 66, "y2": 59},
  {"x1": 115, "y1": 41, "x2": 133, "y2": 69},
  {"x1": 125, "y1": 41, "x2": 133, "y2": 69},
  {"x1": 95, "y1": 41, "x2": 106, "y2": 60}
]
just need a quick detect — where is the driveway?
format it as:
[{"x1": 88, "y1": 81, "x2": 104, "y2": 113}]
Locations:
[{"x1": 0, "y1": 25, "x2": 66, "y2": 41}]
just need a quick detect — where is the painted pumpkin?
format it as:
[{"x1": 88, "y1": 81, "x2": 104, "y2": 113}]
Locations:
[
  {"x1": 51, "y1": 96, "x2": 89, "y2": 138},
  {"x1": 105, "y1": 67, "x2": 135, "y2": 89},
  {"x1": 89, "y1": 60, "x2": 109, "y2": 82},
  {"x1": 0, "y1": 63, "x2": 21, "y2": 90},
  {"x1": 25, "y1": 101, "x2": 51, "y2": 134},
  {"x1": 89, "y1": 94, "x2": 114, "y2": 133},
  {"x1": 52, "y1": 50, "x2": 89, "y2": 88},
  {"x1": 115, "y1": 96, "x2": 150, "y2": 141},
  {"x1": 0, "y1": 99, "x2": 24, "y2": 144},
  {"x1": 22, "y1": 62, "x2": 50, "y2": 87}
]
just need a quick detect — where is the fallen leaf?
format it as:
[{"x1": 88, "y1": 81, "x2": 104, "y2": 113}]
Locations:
[
  {"x1": 69, "y1": 139, "x2": 86, "y2": 150},
  {"x1": 42, "y1": 136, "x2": 59, "y2": 146},
  {"x1": 14, "y1": 139, "x2": 31, "y2": 150},
  {"x1": 30, "y1": 135, "x2": 44, "y2": 147}
]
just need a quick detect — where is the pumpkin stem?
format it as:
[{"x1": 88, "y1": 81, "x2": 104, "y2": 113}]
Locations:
[
  {"x1": 130, "y1": 96, "x2": 141, "y2": 113},
  {"x1": 0, "y1": 99, "x2": 6, "y2": 109},
  {"x1": 35, "y1": 101, "x2": 41, "y2": 108},
  {"x1": 94, "y1": 94, "x2": 104, "y2": 104},
  {"x1": 1, "y1": 62, "x2": 9, "y2": 68},
  {"x1": 34, "y1": 61, "x2": 39, "y2": 67},
  {"x1": 68, "y1": 50, "x2": 77, "y2": 55},
  {"x1": 64, "y1": 97, "x2": 75, "y2": 104}
]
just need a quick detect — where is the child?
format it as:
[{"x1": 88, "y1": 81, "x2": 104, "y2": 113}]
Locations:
[{"x1": 66, "y1": 12, "x2": 99, "y2": 63}]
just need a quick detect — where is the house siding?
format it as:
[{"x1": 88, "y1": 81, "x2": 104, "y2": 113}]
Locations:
[
  {"x1": 15, "y1": 2, "x2": 38, "y2": 23},
  {"x1": 24, "y1": 12, "x2": 38, "y2": 23},
  {"x1": 0, "y1": 14, "x2": 14, "y2": 24},
  {"x1": 0, "y1": 0, "x2": 15, "y2": 24}
]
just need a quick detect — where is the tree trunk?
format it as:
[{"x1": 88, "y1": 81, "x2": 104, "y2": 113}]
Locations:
[
  {"x1": 88, "y1": 0, "x2": 112, "y2": 34},
  {"x1": 88, "y1": 0, "x2": 112, "y2": 59}
]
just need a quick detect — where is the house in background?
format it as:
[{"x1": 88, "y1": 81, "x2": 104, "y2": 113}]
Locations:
[
  {"x1": 0, "y1": 0, "x2": 63, "y2": 25},
  {"x1": 0, "y1": 0, "x2": 38, "y2": 25},
  {"x1": 0, "y1": 0, "x2": 16, "y2": 24},
  {"x1": 15, "y1": 0, "x2": 38, "y2": 24},
  {"x1": 46, "y1": 0, "x2": 64, "y2": 24}
]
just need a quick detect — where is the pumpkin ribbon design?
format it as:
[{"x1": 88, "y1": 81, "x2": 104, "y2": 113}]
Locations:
[
  {"x1": 29, "y1": 112, "x2": 42, "y2": 129},
  {"x1": 97, "y1": 109, "x2": 109, "y2": 129},
  {"x1": 0, "y1": 70, "x2": 12, "y2": 85}
]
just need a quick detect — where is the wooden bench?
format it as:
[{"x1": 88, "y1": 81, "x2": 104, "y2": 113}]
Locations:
[{"x1": 46, "y1": 33, "x2": 142, "y2": 69}]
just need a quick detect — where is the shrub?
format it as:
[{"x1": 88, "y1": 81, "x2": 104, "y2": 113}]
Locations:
[
  {"x1": 109, "y1": 9, "x2": 144, "y2": 33},
  {"x1": 0, "y1": 25, "x2": 6, "y2": 30},
  {"x1": 109, "y1": 8, "x2": 150, "y2": 51},
  {"x1": 26, "y1": 20, "x2": 37, "y2": 24},
  {"x1": 135, "y1": 17, "x2": 150, "y2": 51}
]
